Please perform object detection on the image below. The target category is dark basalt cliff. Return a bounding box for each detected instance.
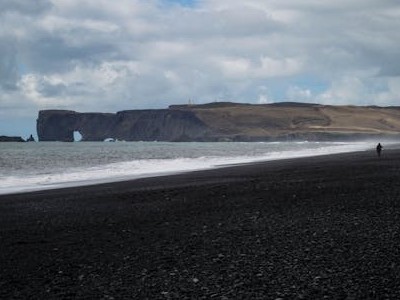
[37,109,209,142]
[0,136,25,142]
[37,103,400,142]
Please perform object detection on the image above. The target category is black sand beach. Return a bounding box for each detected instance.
[1,149,400,299]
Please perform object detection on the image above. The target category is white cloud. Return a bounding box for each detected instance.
[317,77,367,105]
[258,94,272,104]
[287,87,313,102]
[219,57,251,79]
[1,0,400,134]
[314,76,400,106]
[259,57,302,78]
[373,77,400,106]
[218,56,303,79]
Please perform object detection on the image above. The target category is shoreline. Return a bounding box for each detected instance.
[1,148,400,298]
[0,148,371,199]
[0,141,379,197]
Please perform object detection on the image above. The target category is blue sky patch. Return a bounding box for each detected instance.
[162,0,197,7]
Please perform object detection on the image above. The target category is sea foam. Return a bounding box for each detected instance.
[0,141,373,195]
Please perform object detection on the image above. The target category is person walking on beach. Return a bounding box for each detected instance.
[376,143,383,157]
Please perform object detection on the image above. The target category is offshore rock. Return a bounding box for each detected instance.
[26,134,35,142]
[36,102,400,142]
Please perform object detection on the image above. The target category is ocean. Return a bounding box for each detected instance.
[0,141,374,195]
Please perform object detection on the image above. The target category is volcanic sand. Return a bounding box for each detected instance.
[1,149,400,298]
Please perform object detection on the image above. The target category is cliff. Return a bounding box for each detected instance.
[37,102,400,142]
[0,136,25,142]
[37,109,209,142]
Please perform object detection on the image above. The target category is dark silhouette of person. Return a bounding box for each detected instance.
[376,143,383,157]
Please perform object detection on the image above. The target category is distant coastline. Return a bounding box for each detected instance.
[0,136,25,142]
[0,135,35,142]
[37,102,400,142]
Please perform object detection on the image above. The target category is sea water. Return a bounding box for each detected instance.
[0,141,373,195]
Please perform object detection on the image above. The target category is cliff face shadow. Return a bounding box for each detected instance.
[37,103,400,142]
[37,109,209,142]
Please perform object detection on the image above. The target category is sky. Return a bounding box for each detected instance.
[1,0,400,137]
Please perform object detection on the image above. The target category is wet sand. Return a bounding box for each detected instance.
[1,149,400,299]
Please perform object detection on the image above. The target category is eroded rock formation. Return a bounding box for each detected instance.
[37,109,209,142]
[26,134,35,142]
[37,103,400,142]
